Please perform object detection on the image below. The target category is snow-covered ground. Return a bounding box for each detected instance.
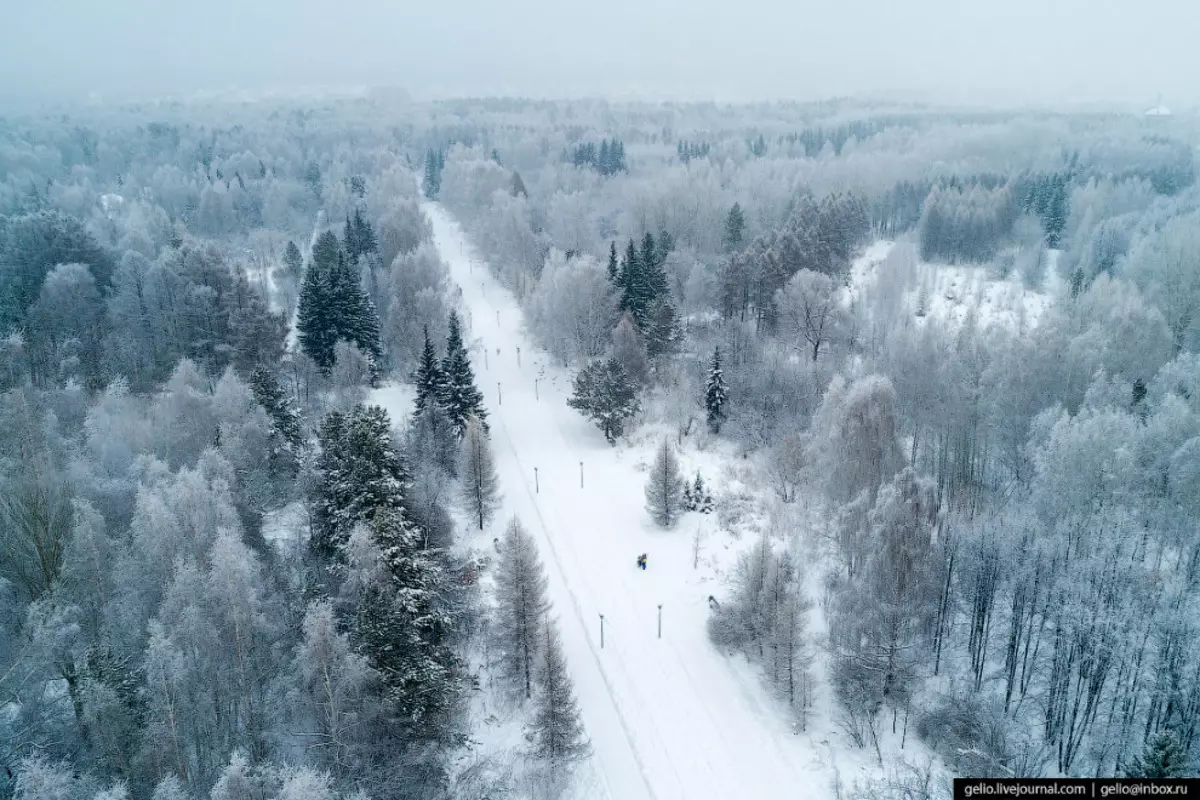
[373,198,894,800]
[850,239,1064,335]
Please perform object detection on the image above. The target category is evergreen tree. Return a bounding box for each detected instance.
[599,140,611,175]
[459,417,499,530]
[494,518,550,700]
[297,235,338,371]
[693,474,713,514]
[357,507,461,743]
[618,238,640,315]
[1125,730,1191,778]
[530,619,589,765]
[607,241,619,284]
[440,311,487,439]
[567,357,641,444]
[413,326,447,415]
[645,438,685,527]
[310,405,408,558]
[704,346,728,434]
[510,171,527,197]
[326,247,381,373]
[283,240,303,279]
[248,365,303,452]
[724,203,746,252]
[423,150,442,199]
[645,299,682,359]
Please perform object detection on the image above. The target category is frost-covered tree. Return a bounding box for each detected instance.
[458,417,499,530]
[723,203,746,252]
[439,311,487,439]
[704,346,728,434]
[775,269,843,361]
[412,327,446,416]
[310,405,407,558]
[611,312,650,386]
[529,620,589,765]
[493,518,550,700]
[289,600,380,773]
[354,509,461,744]
[1124,729,1192,778]
[644,439,685,528]
[567,357,640,444]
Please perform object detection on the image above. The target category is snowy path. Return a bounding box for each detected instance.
[419,201,833,800]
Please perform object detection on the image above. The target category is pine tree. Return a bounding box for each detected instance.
[607,241,619,284]
[567,357,641,444]
[310,405,408,558]
[683,479,695,511]
[530,619,589,765]
[723,203,746,252]
[413,326,447,415]
[704,346,728,434]
[1125,730,1191,778]
[598,140,611,175]
[645,438,685,527]
[358,507,460,743]
[440,311,487,439]
[248,366,302,451]
[495,518,550,699]
[459,417,499,530]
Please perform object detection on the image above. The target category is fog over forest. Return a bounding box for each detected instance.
[2,4,1200,800]
[2,0,1199,107]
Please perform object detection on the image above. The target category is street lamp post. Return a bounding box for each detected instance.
[580,461,584,489]
[658,604,663,639]
[497,382,502,406]
[599,614,605,648]
[534,467,539,493]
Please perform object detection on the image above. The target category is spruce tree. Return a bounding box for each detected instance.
[343,215,359,261]
[530,619,589,765]
[283,240,303,279]
[704,346,728,434]
[297,237,337,371]
[353,208,377,256]
[413,326,447,415]
[1125,730,1191,778]
[248,365,303,451]
[495,518,550,700]
[645,438,685,527]
[618,239,640,314]
[567,357,641,444]
[607,241,619,284]
[511,171,527,197]
[358,507,460,743]
[459,417,500,530]
[440,311,487,439]
[723,203,745,252]
[310,405,408,558]
[327,248,382,373]
[645,299,682,359]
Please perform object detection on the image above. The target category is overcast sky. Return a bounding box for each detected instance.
[1,0,1195,109]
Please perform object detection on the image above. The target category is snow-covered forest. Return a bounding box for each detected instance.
[1,96,1198,800]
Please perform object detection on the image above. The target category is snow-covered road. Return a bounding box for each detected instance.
[418,199,832,800]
